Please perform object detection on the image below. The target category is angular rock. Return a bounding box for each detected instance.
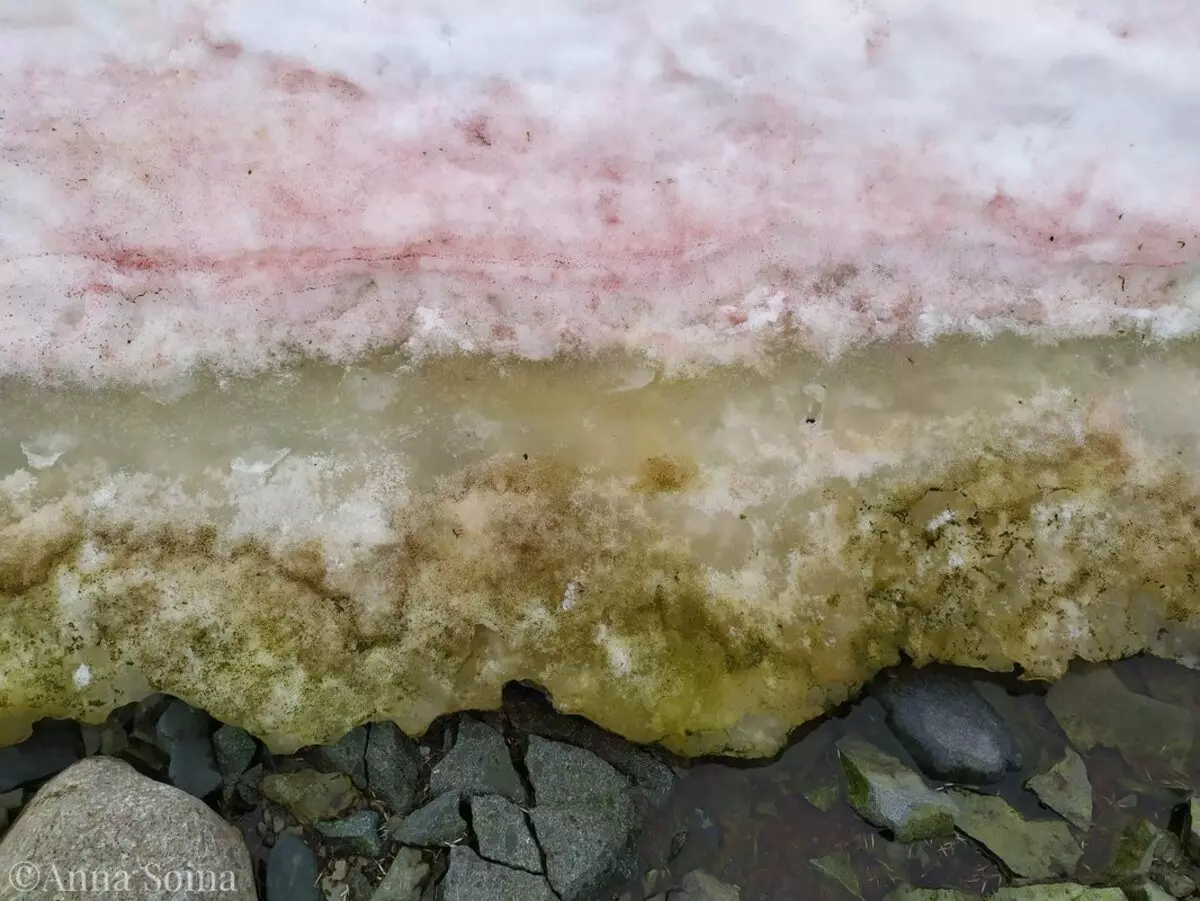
[213,725,258,782]
[1172,796,1200,862]
[1155,872,1195,898]
[525,736,631,805]
[803,776,840,812]
[876,671,1023,784]
[367,722,422,814]
[1026,748,1093,830]
[0,757,254,900]
[1046,669,1194,769]
[530,799,639,901]
[439,846,557,901]
[0,719,84,792]
[1106,818,1182,882]
[884,889,979,901]
[472,794,542,873]
[392,792,468,847]
[268,832,323,901]
[1127,879,1186,901]
[155,699,222,798]
[372,847,429,901]
[836,737,956,842]
[81,722,103,756]
[677,870,741,901]
[261,770,359,824]
[948,788,1083,879]
[810,853,862,898]
[429,718,526,804]
[992,886,1126,901]
[311,725,369,789]
[315,809,385,857]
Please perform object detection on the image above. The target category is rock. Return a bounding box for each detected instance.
[803,776,841,812]
[810,853,862,898]
[1151,873,1195,900]
[992,886,1127,901]
[236,763,264,805]
[884,889,979,901]
[0,719,84,792]
[429,718,526,804]
[371,848,429,901]
[1171,796,1200,862]
[530,801,638,901]
[261,770,359,824]
[311,725,370,789]
[268,832,323,901]
[836,737,956,842]
[439,845,556,901]
[472,795,542,873]
[525,736,640,900]
[0,790,23,812]
[1125,883,1175,901]
[0,810,7,833]
[876,672,1023,784]
[948,788,1083,879]
[315,809,385,857]
[1026,748,1093,830]
[677,869,741,901]
[213,725,258,781]
[98,718,130,757]
[155,699,222,798]
[367,722,422,814]
[392,792,468,847]
[1106,818,1182,882]
[0,757,255,900]
[1046,669,1194,769]
[81,722,103,756]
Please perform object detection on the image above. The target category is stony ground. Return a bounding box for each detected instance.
[3,657,1200,901]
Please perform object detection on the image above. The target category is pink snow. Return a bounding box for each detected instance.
[1,0,1198,384]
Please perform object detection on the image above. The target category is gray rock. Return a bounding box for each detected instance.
[98,718,129,757]
[429,718,526,804]
[213,725,258,781]
[992,886,1126,901]
[438,845,557,901]
[1153,873,1195,899]
[81,723,103,756]
[315,809,385,857]
[0,719,84,792]
[236,763,264,806]
[155,699,222,798]
[268,832,323,901]
[1125,882,1175,901]
[525,735,629,805]
[1026,748,1093,830]
[884,889,979,901]
[1173,796,1200,862]
[311,725,369,789]
[0,790,22,812]
[367,722,422,814]
[261,770,359,824]
[677,870,741,901]
[948,788,1083,879]
[472,795,542,873]
[810,853,861,898]
[876,672,1023,784]
[531,798,638,901]
[372,848,429,901]
[836,737,956,842]
[0,757,255,900]
[1046,669,1194,769]
[392,792,468,847]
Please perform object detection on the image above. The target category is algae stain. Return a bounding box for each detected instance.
[633,454,699,494]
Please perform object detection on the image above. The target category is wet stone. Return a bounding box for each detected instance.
[370,847,428,901]
[471,794,542,873]
[876,671,1023,784]
[438,845,557,901]
[367,722,422,815]
[802,776,841,812]
[268,832,323,901]
[525,735,631,805]
[391,791,468,847]
[948,788,1083,880]
[0,719,84,792]
[1106,818,1183,882]
[1125,883,1175,901]
[1026,748,1093,830]
[1174,796,1200,862]
[311,725,370,789]
[0,790,23,812]
[809,853,862,899]
[1046,669,1194,769]
[992,886,1127,901]
[213,725,258,782]
[261,770,359,824]
[155,699,222,798]
[837,737,956,842]
[531,799,639,901]
[315,809,385,857]
[429,718,526,804]
[884,889,980,901]
[1152,873,1195,899]
[676,869,742,901]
